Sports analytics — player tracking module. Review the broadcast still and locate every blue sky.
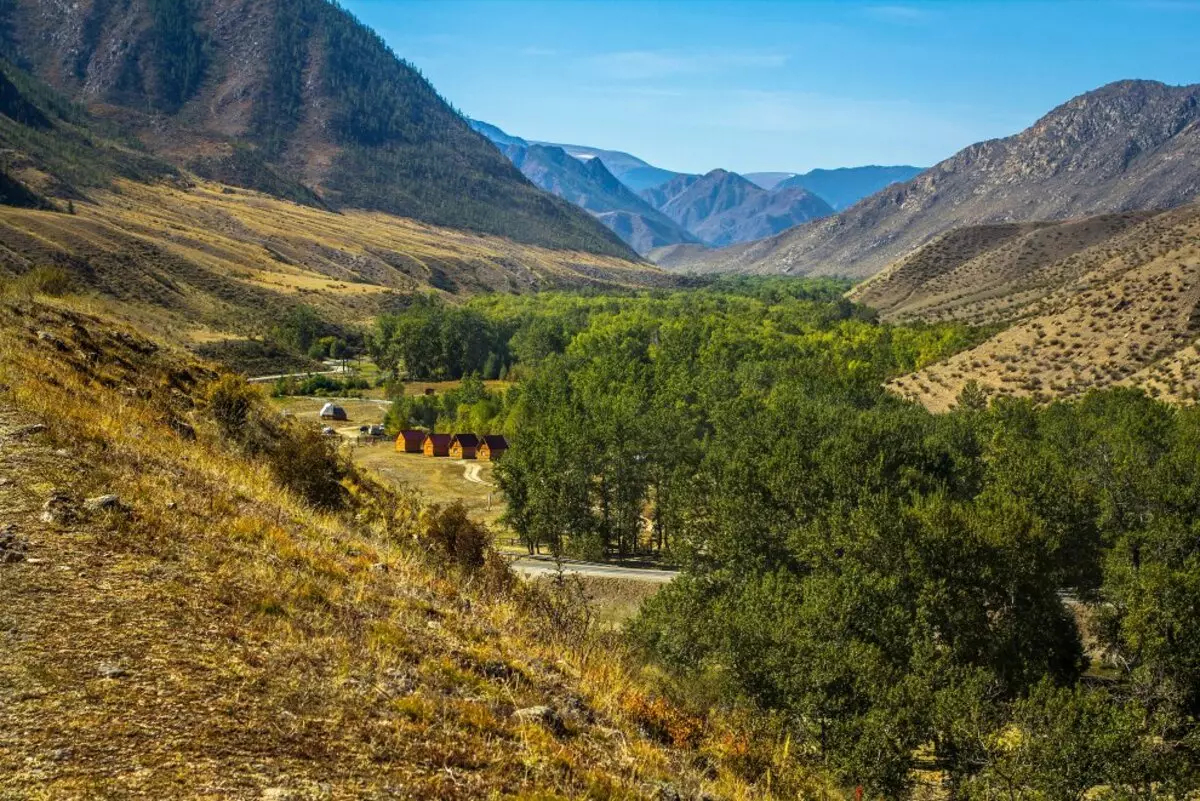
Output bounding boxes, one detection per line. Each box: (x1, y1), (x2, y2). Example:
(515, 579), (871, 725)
(341, 0), (1199, 175)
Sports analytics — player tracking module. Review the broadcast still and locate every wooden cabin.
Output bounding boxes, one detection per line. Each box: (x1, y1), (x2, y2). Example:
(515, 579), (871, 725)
(478, 435), (509, 461)
(450, 433), (480, 460)
(396, 429), (425, 453)
(423, 433), (452, 457)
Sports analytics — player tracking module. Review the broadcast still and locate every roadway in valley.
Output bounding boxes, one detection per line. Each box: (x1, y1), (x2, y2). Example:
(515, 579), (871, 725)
(508, 555), (680, 584)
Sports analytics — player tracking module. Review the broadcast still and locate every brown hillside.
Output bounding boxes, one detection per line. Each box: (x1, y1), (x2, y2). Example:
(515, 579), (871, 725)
(850, 212), (1157, 324)
(0, 181), (667, 346)
(0, 297), (836, 799)
(663, 80), (1200, 278)
(888, 203), (1200, 410)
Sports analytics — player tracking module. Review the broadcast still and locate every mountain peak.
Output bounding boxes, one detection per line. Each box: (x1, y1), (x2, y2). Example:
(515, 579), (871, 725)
(663, 77), (1200, 278)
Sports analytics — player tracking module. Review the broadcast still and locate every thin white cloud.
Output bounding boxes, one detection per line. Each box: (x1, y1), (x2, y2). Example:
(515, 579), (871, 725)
(863, 5), (936, 23)
(583, 49), (789, 81)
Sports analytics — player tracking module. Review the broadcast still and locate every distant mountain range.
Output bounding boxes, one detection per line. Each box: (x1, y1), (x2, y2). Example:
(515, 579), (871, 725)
(660, 79), (1200, 278)
(470, 120), (911, 254)
(641, 170), (832, 247)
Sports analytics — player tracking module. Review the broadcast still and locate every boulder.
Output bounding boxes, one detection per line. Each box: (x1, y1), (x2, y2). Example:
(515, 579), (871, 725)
(84, 494), (123, 514)
(40, 490), (77, 525)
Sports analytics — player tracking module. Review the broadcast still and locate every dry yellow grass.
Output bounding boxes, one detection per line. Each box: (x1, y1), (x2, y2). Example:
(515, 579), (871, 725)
(873, 203), (1200, 409)
(0, 179), (668, 346)
(0, 295), (838, 800)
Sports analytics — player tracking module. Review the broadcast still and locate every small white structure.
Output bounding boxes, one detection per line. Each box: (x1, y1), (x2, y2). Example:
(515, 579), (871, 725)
(319, 403), (348, 421)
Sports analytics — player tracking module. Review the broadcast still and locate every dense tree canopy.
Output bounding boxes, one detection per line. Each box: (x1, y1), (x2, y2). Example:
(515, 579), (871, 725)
(415, 278), (1200, 796)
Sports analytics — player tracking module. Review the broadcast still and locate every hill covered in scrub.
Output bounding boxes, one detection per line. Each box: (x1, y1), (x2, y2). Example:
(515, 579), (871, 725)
(0, 0), (635, 259)
(0, 294), (834, 800)
(882, 201), (1200, 410)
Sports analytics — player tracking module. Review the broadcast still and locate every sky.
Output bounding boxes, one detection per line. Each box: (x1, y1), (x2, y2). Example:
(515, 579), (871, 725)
(341, 0), (1200, 176)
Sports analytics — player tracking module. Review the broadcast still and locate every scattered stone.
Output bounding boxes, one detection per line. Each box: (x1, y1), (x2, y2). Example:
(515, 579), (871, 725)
(84, 494), (123, 514)
(54, 448), (70, 458)
(512, 705), (566, 735)
(48, 747), (73, 762)
(0, 524), (27, 564)
(0, 477), (10, 486)
(41, 491), (77, 525)
(97, 664), (128, 679)
(7, 423), (47, 440)
(657, 783), (682, 801)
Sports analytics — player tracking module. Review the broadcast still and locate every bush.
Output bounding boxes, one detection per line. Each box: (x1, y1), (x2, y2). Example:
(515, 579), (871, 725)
(206, 375), (261, 443)
(268, 422), (348, 510)
(5, 265), (74, 298)
(422, 502), (489, 573)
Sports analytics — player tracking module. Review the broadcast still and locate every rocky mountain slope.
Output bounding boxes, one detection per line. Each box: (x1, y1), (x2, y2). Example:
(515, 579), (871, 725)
(2, 0), (634, 258)
(0, 58), (666, 347)
(664, 80), (1200, 277)
(473, 121), (840, 250)
(641, 169), (833, 248)
(877, 202), (1200, 410)
(501, 142), (697, 254)
(468, 121), (695, 253)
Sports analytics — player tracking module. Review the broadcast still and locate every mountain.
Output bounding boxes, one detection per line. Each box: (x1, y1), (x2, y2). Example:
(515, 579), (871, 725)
(467, 121), (694, 253)
(776, 165), (924, 211)
(498, 141), (697, 254)
(641, 169), (833, 247)
(875, 202), (1200, 410)
(744, 172), (798, 191)
(0, 58), (668, 347)
(537, 142), (682, 192)
(1, 0), (635, 259)
(663, 80), (1200, 277)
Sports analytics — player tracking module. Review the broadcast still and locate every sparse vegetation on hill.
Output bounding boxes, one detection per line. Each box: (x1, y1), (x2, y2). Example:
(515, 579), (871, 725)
(0, 294), (843, 800)
(875, 202), (1200, 409)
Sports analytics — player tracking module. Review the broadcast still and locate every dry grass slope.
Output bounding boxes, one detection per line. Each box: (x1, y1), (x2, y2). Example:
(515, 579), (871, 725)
(0, 181), (669, 346)
(884, 203), (1200, 410)
(0, 296), (836, 800)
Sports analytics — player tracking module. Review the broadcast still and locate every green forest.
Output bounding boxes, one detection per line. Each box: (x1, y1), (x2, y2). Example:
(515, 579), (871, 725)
(374, 277), (1199, 796)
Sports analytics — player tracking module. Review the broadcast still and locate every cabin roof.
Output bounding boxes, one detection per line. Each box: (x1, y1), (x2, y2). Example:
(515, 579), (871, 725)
(481, 435), (509, 450)
(452, 433), (480, 448)
(399, 429), (425, 443)
(425, 433), (452, 446)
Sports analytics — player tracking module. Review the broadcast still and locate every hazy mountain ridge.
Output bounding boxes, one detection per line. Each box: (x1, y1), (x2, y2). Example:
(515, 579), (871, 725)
(2, 0), (636, 259)
(663, 79), (1200, 278)
(473, 121), (838, 250)
(776, 165), (924, 211)
(642, 169), (833, 248)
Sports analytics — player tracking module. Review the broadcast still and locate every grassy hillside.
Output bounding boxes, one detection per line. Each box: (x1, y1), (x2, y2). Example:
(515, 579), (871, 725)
(0, 294), (836, 799)
(0, 180), (670, 346)
(884, 202), (1200, 409)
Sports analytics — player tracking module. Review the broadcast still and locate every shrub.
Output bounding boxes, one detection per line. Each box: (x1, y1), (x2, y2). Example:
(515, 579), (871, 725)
(268, 421), (348, 510)
(421, 502), (488, 573)
(206, 375), (261, 443)
(5, 265), (74, 298)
